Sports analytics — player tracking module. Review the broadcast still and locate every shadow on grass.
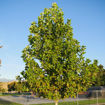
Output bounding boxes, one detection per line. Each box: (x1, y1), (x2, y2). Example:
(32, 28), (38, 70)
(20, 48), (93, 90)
(0, 98), (21, 105)
(30, 98), (105, 105)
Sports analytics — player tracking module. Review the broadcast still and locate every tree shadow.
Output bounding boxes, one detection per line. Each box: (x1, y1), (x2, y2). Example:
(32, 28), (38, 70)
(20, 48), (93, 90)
(21, 95), (38, 99)
(12, 95), (19, 97)
(0, 98), (21, 105)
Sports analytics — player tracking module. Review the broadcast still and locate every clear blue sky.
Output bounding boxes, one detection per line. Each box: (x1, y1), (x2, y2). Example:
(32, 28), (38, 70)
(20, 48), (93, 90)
(0, 0), (105, 80)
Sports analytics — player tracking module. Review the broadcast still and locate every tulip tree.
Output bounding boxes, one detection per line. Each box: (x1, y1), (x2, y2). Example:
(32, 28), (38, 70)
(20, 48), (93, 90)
(21, 3), (98, 105)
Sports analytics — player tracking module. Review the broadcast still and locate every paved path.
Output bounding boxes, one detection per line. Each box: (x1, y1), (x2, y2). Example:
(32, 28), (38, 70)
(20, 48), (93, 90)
(0, 95), (87, 105)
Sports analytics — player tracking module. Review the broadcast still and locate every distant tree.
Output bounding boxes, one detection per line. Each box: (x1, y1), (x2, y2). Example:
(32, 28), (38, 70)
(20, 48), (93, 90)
(16, 74), (30, 93)
(0, 82), (2, 92)
(8, 81), (17, 91)
(21, 3), (99, 105)
(0, 83), (6, 93)
(15, 81), (29, 93)
(16, 75), (22, 82)
(94, 64), (105, 86)
(8, 81), (29, 93)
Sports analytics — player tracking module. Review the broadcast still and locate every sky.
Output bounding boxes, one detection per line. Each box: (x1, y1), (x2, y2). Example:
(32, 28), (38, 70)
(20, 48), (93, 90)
(0, 0), (105, 80)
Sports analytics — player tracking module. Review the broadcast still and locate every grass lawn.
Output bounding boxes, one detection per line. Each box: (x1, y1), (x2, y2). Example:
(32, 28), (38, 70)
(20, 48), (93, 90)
(0, 99), (22, 105)
(0, 92), (31, 96)
(0, 97), (105, 105)
(31, 98), (105, 105)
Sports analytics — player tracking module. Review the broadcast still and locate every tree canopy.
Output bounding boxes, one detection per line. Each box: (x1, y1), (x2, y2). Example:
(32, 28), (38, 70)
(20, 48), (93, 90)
(94, 64), (105, 86)
(21, 3), (99, 105)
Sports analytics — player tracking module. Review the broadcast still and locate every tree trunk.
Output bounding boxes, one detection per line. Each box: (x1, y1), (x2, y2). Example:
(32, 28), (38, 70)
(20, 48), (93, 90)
(55, 100), (58, 105)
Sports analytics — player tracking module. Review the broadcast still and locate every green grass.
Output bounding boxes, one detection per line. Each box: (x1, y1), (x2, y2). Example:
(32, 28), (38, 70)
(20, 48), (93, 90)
(31, 98), (105, 105)
(0, 98), (105, 105)
(0, 92), (31, 96)
(0, 99), (22, 105)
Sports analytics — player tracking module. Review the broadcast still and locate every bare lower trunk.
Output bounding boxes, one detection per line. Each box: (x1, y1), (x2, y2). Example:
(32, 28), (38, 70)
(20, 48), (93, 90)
(55, 100), (58, 105)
